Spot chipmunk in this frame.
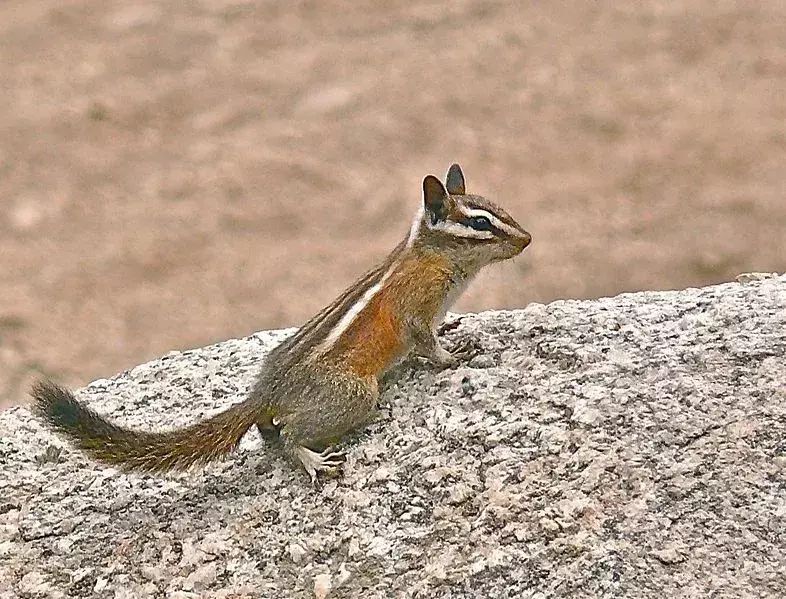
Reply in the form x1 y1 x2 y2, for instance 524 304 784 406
32 164 531 480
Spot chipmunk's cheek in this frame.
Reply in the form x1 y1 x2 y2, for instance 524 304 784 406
493 244 520 262
504 239 524 255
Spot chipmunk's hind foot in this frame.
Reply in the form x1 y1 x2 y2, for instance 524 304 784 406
294 446 344 482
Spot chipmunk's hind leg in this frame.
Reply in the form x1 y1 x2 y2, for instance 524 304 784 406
277 370 378 481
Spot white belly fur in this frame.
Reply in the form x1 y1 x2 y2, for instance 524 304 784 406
436 276 473 325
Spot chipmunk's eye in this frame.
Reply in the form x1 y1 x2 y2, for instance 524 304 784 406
465 216 492 231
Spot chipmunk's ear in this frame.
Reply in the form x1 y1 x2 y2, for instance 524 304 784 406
445 163 465 195
423 175 450 224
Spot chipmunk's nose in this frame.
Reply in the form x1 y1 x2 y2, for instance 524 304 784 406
516 229 532 251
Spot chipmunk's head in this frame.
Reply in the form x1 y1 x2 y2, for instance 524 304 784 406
411 163 531 274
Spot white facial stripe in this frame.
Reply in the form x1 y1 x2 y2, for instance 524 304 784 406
462 208 497 219
460 207 521 237
428 220 495 239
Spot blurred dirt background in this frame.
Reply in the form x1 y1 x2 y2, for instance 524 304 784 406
1 0 784 409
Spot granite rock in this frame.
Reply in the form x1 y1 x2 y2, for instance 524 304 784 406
1 275 785 598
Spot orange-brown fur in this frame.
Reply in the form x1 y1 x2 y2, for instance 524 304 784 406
328 252 452 377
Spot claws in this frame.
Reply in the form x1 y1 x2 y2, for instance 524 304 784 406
318 447 345 468
446 338 482 363
430 345 458 369
421 332 483 369
295 446 345 483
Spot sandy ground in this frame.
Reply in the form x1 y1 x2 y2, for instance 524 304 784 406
1 0 784 408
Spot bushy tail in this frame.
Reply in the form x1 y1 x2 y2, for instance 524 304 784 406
31 380 261 472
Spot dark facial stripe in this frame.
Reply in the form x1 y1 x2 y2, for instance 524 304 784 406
459 199 520 231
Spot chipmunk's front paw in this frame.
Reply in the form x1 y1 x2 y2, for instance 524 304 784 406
447 338 481 363
429 345 459 369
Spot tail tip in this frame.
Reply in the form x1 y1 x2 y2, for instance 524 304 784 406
31 379 82 428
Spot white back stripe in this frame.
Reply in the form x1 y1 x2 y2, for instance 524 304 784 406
320 264 396 348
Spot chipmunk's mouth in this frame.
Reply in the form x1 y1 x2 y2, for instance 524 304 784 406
491 233 531 262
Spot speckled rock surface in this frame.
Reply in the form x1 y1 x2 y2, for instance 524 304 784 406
2 275 785 598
